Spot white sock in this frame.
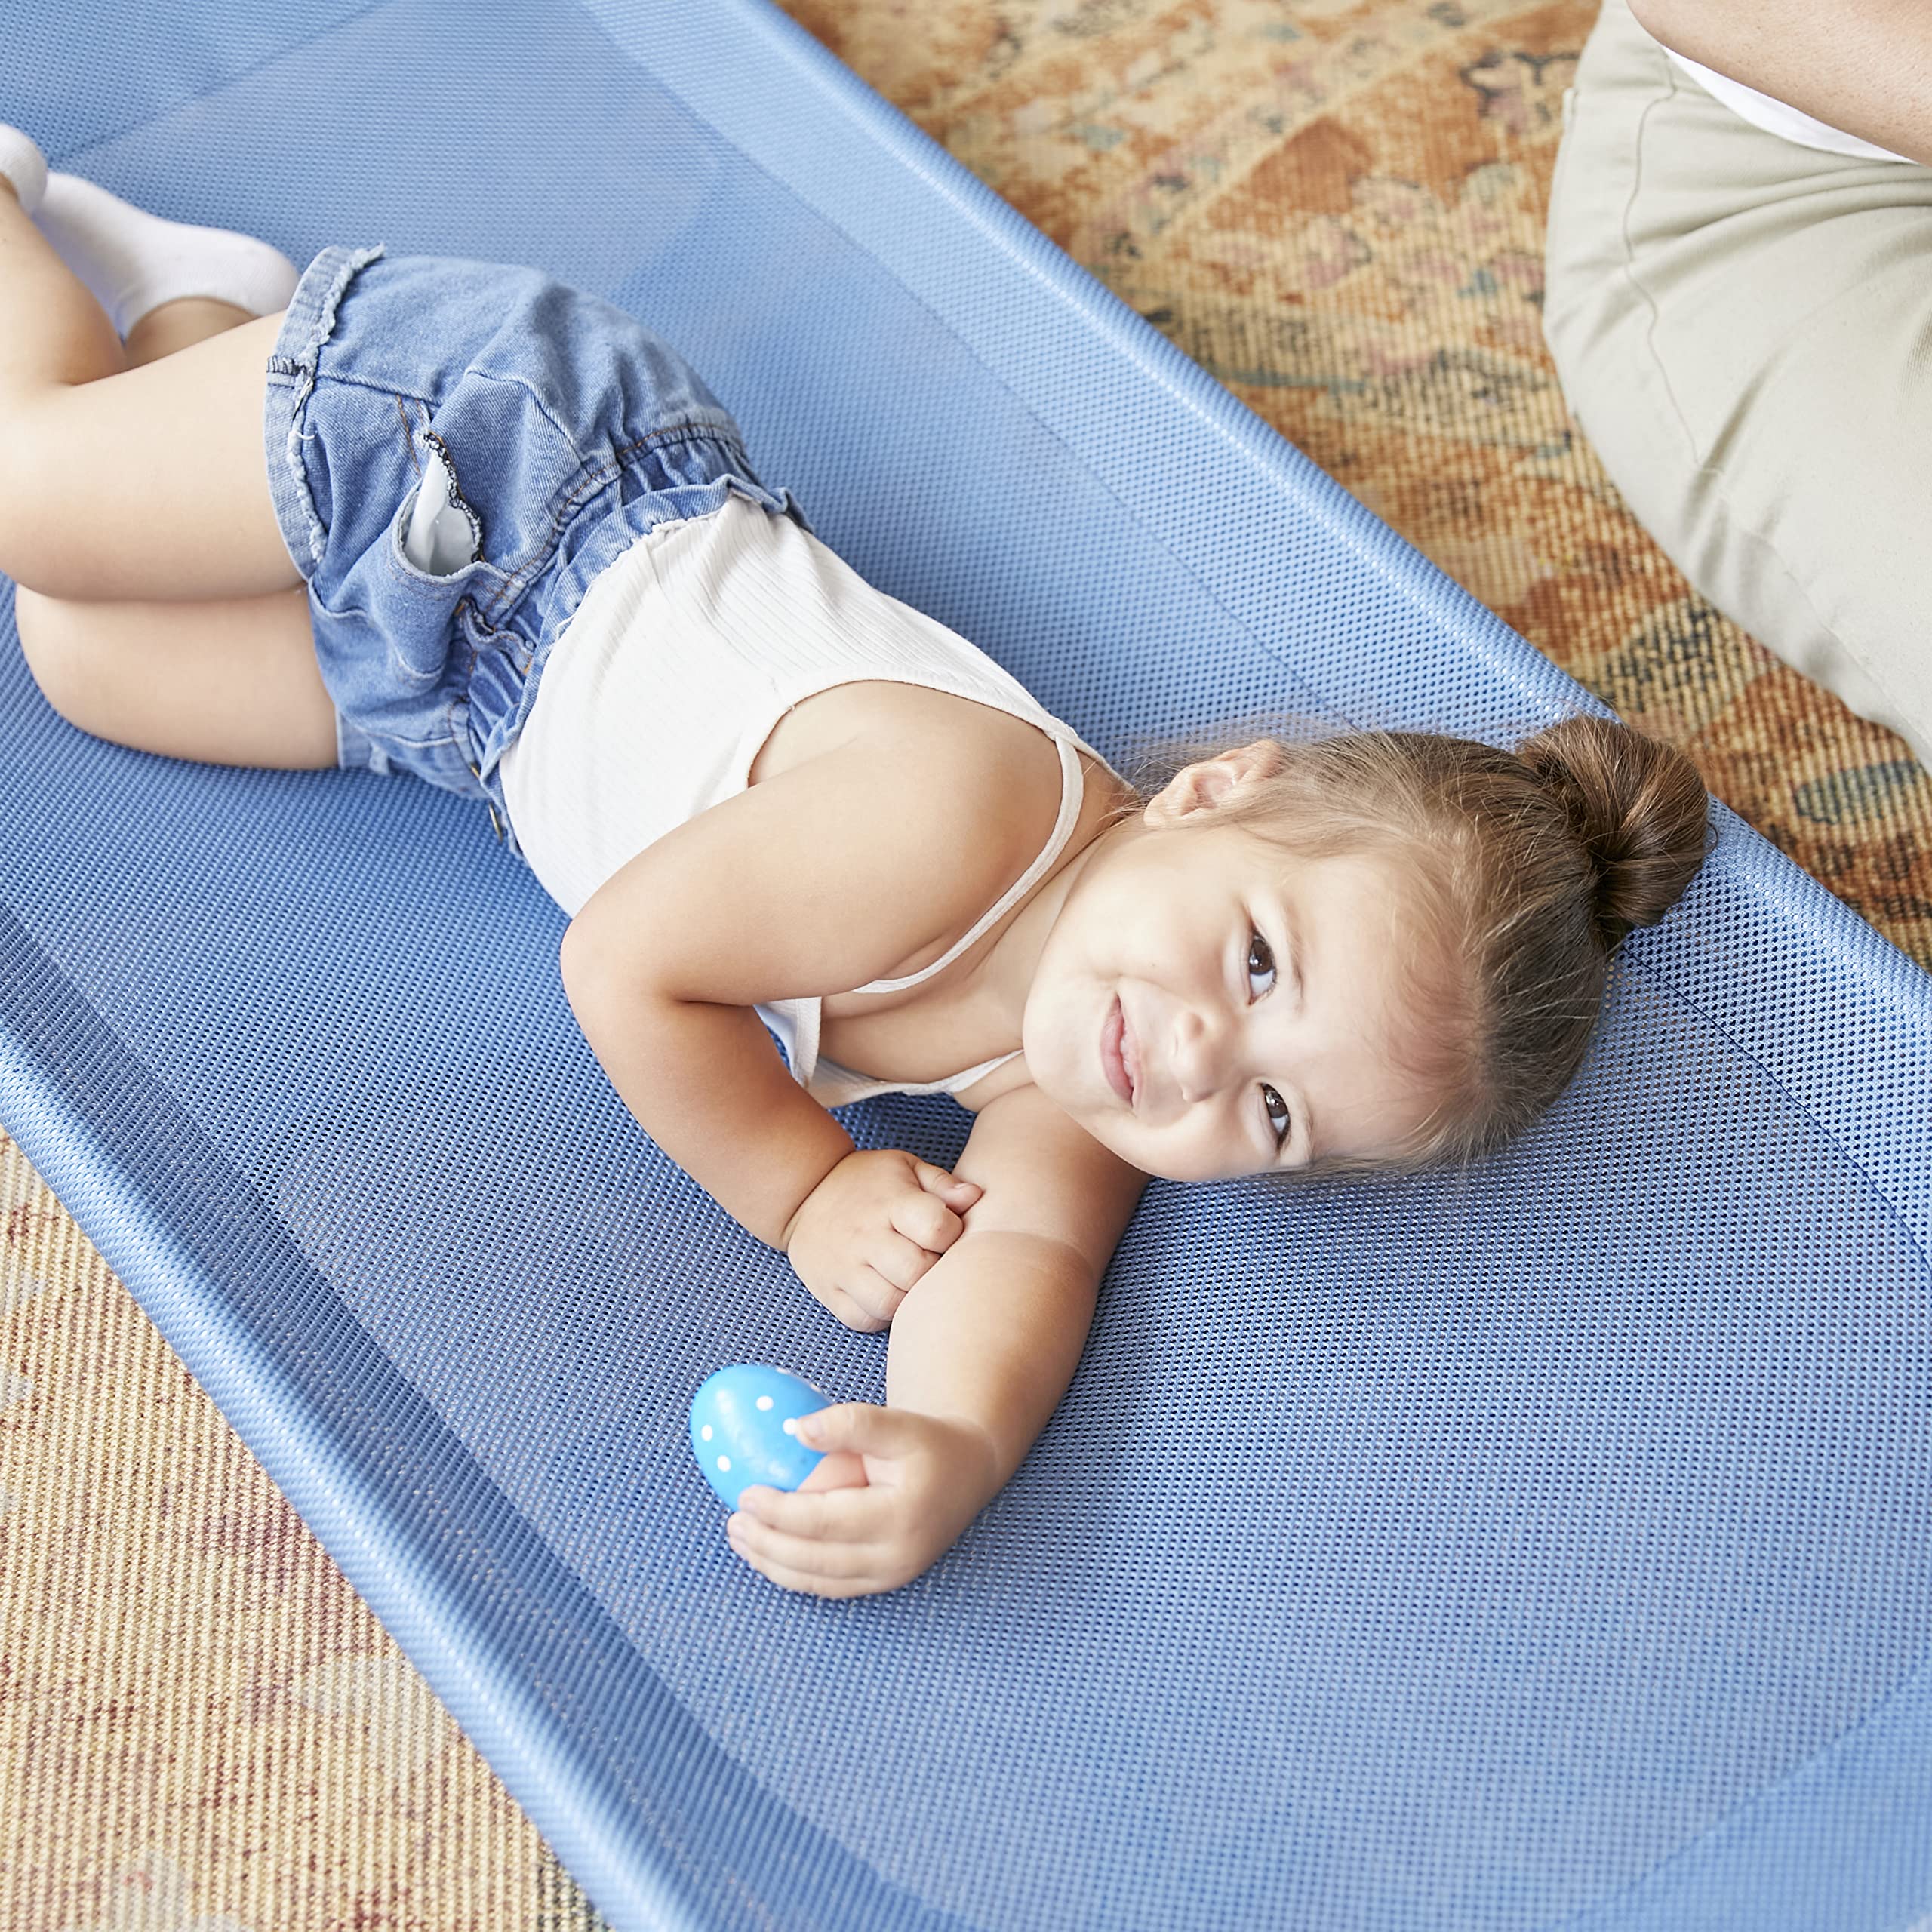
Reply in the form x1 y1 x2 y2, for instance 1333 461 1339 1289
34 172 301 337
0 125 48 215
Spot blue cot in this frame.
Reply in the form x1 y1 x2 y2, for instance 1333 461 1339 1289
4 4 1931 1928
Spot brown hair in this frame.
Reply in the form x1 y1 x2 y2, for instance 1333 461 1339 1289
1105 712 1713 1177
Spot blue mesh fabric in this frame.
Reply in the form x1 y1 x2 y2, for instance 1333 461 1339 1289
4 3 1931 1928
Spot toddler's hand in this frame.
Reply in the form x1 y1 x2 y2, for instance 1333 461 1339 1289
728 1403 1001 1597
783 1149 982 1332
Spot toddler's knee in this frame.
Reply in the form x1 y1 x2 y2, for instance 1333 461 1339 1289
11 585 91 724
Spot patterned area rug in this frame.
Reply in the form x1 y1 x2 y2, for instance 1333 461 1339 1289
5 4 1928 1927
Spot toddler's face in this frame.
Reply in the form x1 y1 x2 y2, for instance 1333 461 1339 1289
1023 804 1445 1183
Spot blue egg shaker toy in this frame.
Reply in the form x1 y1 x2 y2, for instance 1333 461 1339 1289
688 1364 831 1509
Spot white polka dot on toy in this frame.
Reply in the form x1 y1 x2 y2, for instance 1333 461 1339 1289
756 1394 773 1410
716 1455 731 1472
700 1424 712 1441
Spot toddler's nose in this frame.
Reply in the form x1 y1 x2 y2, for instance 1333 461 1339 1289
1168 1004 1231 1106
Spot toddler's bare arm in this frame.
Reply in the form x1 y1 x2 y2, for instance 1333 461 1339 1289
560 940 854 1250
726 1081 1149 1595
891 1081 1147 1484
734 1224 1103 1594
886 1226 1103 1493
557 728 1064 1252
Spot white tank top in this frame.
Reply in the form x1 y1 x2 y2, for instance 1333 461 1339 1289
496 492 1115 1107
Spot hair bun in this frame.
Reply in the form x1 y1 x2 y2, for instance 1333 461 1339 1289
1515 715 1711 949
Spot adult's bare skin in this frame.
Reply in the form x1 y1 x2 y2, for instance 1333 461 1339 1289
1629 0 1932 166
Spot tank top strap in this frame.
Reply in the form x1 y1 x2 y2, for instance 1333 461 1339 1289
852 731 1087 996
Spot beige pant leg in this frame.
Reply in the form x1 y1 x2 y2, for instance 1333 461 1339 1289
1542 0 1932 772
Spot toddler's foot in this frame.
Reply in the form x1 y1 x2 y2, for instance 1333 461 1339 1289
0 125 48 214
35 171 300 338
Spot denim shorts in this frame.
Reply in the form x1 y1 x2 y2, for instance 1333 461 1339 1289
261 245 808 852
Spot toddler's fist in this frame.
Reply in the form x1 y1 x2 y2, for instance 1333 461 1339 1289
783 1149 982 1331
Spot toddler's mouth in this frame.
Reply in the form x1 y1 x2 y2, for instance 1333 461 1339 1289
1103 993 1137 1108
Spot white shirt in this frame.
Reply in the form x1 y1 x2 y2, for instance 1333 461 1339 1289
497 492 1112 1106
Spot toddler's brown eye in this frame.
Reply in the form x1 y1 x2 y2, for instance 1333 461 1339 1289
1246 928 1275 997
1250 930 1289 1149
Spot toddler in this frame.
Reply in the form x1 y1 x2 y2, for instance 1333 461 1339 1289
0 134 1712 1597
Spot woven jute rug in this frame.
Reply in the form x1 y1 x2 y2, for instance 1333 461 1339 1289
5 4 1927 1927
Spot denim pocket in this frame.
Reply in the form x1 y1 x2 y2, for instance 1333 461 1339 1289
389 470 487 586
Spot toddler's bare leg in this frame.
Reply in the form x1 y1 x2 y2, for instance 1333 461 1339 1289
0 179 301 604
124 294 255 368
12 288 337 769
